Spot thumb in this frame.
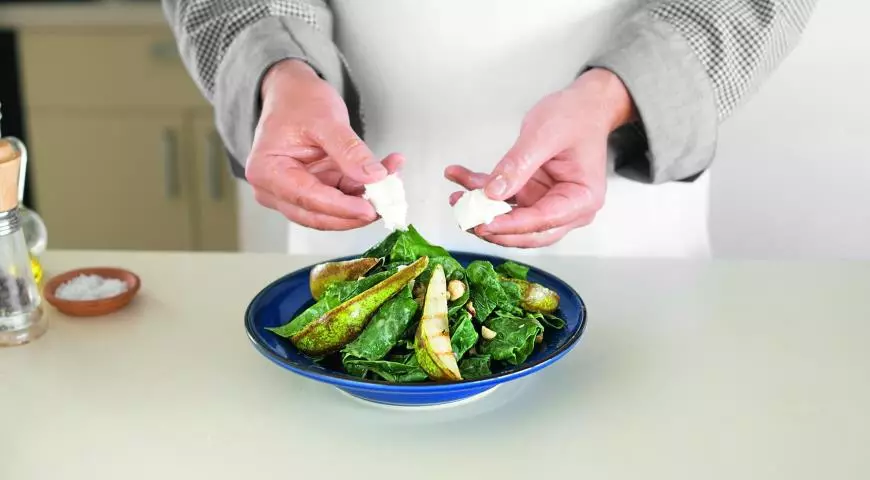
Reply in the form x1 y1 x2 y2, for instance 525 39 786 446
316 123 387 184
484 129 561 201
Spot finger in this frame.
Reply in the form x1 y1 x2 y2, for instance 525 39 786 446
313 123 387 183
479 214 596 249
338 152 405 194
475 182 596 236
277 201 375 231
444 165 489 191
483 127 564 201
513 173 553 207
286 145 327 162
382 152 406 174
273 165 377 220
314 170 365 196
253 189 278 210
449 191 464 206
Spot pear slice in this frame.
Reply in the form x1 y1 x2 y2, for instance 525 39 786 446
309 257 381 300
292 256 428 356
504 278 560 313
414 264 462 381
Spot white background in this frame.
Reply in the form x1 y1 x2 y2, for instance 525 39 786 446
237 0 870 259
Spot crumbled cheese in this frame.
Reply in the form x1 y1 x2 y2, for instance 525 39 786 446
452 189 512 231
363 173 408 231
55 274 129 301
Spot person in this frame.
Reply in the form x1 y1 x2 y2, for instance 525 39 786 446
162 0 817 258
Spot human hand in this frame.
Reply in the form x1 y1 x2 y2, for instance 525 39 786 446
246 59 403 230
445 68 637 248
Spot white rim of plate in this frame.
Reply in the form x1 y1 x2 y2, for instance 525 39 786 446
336 385 501 411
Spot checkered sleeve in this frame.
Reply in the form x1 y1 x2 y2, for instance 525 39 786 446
588 0 818 184
162 0 362 176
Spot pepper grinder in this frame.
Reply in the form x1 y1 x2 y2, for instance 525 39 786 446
0 133 46 346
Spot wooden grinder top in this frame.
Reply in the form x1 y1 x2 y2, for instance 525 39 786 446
0 138 21 212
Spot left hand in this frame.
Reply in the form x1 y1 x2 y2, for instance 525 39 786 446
445 68 637 248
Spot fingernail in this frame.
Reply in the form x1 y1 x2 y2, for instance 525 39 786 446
486 175 508 198
363 162 387 177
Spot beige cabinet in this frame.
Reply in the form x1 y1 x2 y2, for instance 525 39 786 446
17 26 239 251
191 111 239 251
26 111 196 250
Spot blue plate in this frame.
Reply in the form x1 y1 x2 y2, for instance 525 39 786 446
245 252 587 407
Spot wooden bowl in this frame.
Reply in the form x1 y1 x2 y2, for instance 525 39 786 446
43 267 141 317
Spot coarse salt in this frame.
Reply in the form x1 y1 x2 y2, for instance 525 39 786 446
55 274 129 301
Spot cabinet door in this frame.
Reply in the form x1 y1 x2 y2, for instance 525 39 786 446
28 111 195 250
191 112 239 251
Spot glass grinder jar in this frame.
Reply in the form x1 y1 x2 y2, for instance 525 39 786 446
0 134 46 346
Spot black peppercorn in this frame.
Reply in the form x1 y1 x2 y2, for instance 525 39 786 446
0 272 33 314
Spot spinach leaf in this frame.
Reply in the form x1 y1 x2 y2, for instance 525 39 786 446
267 269 395 338
361 229 403 260
450 309 478 361
526 311 566 330
344 359 369 378
343 355 429 383
342 285 418 361
499 279 523 306
466 260 520 321
419 255 465 286
479 312 544 365
459 355 492 380
389 225 450 264
496 261 529 280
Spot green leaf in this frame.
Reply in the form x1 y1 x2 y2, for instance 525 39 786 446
267 269 396 338
450 309 478 361
361 229 404 260
343 355 429 383
459 355 492 379
341 285 418 361
466 260 521 322
526 311 566 330
499 279 523 306
495 261 529 280
419 255 465 286
389 225 450 264
478 313 544 365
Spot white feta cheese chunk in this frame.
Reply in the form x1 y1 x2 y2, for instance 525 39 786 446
452 189 512 231
363 173 408 231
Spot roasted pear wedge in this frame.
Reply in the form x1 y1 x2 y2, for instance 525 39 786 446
309 257 382 300
503 278 560 313
292 256 428 356
414 264 462 381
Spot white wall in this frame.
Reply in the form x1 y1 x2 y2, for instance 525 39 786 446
237 0 870 259
236 178 287 253
710 0 870 260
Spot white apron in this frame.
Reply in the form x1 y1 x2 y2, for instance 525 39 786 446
287 0 712 258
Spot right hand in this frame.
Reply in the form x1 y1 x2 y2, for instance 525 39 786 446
246 59 403 230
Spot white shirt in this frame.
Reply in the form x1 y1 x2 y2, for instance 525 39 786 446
286 0 712 258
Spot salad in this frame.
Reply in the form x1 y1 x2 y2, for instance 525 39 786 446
268 225 566 383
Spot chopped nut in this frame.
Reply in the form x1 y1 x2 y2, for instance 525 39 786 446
465 301 476 316
447 280 466 301
535 333 544 344
481 325 497 340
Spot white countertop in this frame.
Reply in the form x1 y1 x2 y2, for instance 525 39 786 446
0 2 167 28
1 251 868 479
